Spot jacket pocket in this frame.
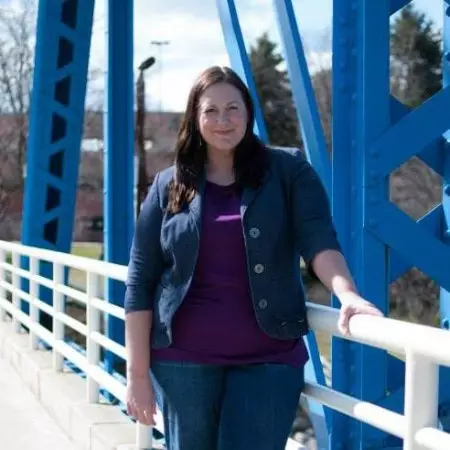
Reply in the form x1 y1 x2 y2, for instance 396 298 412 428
274 312 309 338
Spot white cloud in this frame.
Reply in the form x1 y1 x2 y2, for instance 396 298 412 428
88 0 331 112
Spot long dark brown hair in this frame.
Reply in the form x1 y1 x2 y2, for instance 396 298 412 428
167 66 268 213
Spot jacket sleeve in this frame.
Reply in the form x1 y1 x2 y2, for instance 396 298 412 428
124 172 165 313
290 151 341 274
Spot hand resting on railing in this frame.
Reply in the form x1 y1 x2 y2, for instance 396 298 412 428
336 291 384 337
126 374 157 426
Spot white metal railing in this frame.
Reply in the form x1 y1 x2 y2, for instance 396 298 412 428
0 240 162 449
0 240 450 450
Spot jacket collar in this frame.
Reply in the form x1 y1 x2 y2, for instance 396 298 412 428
189 176 205 209
188 169 271 222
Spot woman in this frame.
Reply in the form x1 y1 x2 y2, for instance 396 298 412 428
124 66 382 450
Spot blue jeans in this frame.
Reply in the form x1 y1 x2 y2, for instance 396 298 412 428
150 361 304 450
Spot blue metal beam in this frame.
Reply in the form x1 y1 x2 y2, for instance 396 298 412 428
390 96 445 177
272 0 331 196
103 0 135 372
387 355 405 393
331 1 359 447
373 87 450 176
389 95 408 123
22 0 94 316
389 0 411 15
418 140 445 178
368 202 450 291
388 205 442 282
216 0 268 142
356 1 392 447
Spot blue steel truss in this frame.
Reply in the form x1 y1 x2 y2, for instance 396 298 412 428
332 0 450 448
23 0 134 379
103 0 135 373
22 0 95 317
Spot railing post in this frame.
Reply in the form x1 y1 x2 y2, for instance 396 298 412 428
404 349 439 450
52 262 65 371
0 247 6 321
86 271 101 402
29 257 39 350
137 422 152 450
11 253 21 333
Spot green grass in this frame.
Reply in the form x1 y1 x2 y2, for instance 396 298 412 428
69 242 103 291
71 242 102 259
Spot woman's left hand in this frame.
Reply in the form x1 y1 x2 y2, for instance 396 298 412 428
337 291 384 336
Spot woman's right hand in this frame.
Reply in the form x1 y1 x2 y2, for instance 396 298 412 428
126 374 157 426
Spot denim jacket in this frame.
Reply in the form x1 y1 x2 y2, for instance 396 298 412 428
124 147 341 348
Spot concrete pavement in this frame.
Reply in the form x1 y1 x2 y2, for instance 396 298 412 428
0 354 76 450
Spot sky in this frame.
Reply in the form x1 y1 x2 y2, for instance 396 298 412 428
2 0 447 112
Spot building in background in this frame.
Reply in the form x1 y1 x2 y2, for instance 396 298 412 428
0 111 182 242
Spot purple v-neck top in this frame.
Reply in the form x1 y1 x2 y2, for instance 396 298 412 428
151 181 308 368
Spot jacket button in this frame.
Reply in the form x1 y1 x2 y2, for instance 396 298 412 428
258 299 268 309
254 264 264 274
249 227 260 238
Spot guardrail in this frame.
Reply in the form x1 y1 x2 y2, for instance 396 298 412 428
0 240 449 450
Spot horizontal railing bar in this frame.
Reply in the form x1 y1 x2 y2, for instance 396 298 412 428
90 331 126 359
33 297 54 316
415 427 450 450
304 382 405 438
0 261 13 271
10 287 31 304
0 262 32 282
91 297 125 320
14 267 31 279
0 298 54 343
32 273 54 290
54 283 88 305
0 279 13 292
56 312 87 335
307 303 450 366
0 241 127 281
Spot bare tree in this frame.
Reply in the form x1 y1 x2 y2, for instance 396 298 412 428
306 28 332 151
311 67 332 151
0 0 34 238
0 0 34 183
0 169 9 227
0 1 105 239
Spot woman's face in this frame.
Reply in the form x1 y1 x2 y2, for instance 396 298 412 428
197 82 248 154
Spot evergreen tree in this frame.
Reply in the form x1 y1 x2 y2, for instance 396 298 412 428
390 5 442 108
249 32 301 147
311 67 332 151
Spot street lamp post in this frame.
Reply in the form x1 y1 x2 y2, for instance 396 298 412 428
151 40 170 123
135 56 155 220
